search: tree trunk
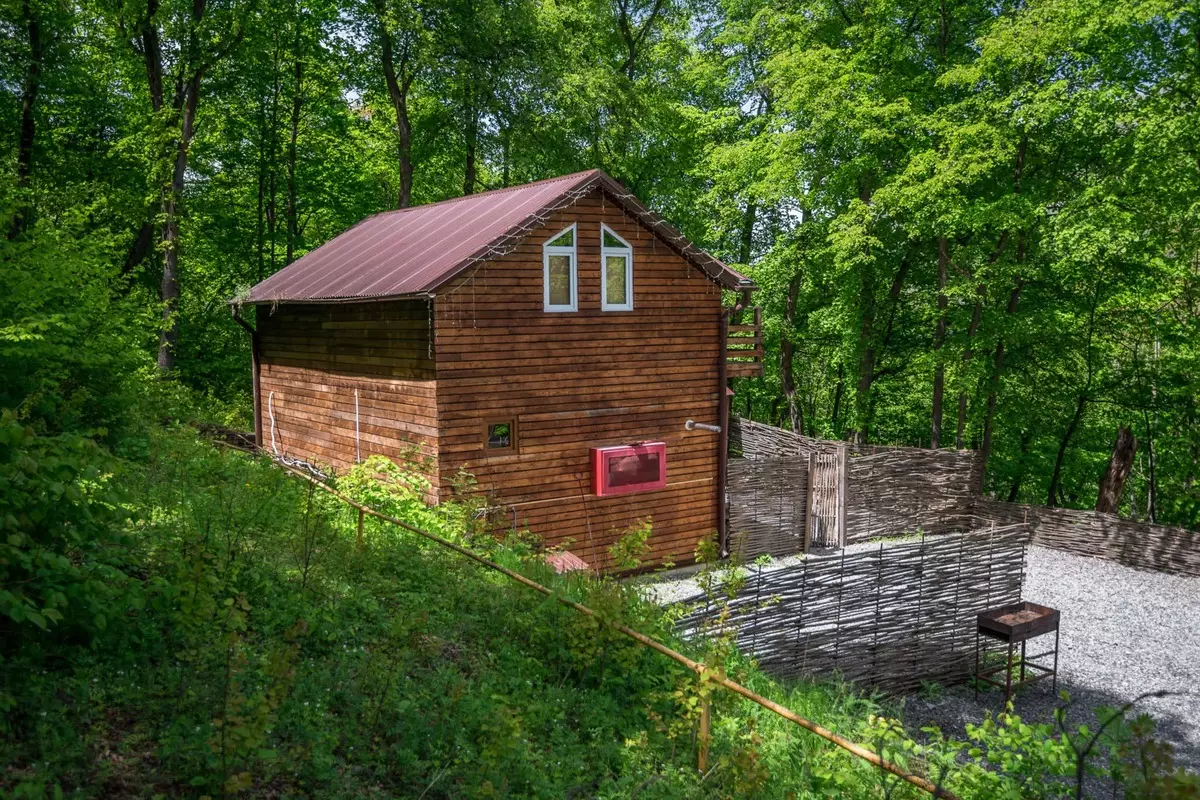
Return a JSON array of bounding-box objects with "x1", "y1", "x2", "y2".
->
[
  {"x1": 931, "y1": 237, "x2": 949, "y2": 448},
  {"x1": 978, "y1": 274, "x2": 1023, "y2": 490},
  {"x1": 157, "y1": 70, "x2": 202, "y2": 373},
  {"x1": 1046, "y1": 394, "x2": 1088, "y2": 507},
  {"x1": 780, "y1": 271, "x2": 803, "y2": 433},
  {"x1": 853, "y1": 268, "x2": 876, "y2": 446},
  {"x1": 1006, "y1": 427, "x2": 1032, "y2": 502},
  {"x1": 978, "y1": 138, "x2": 1027, "y2": 477},
  {"x1": 855, "y1": 256, "x2": 909, "y2": 445},
  {"x1": 375, "y1": 0, "x2": 415, "y2": 209},
  {"x1": 285, "y1": 44, "x2": 303, "y2": 265},
  {"x1": 831, "y1": 363, "x2": 844, "y2": 436},
  {"x1": 1143, "y1": 410, "x2": 1157, "y2": 522},
  {"x1": 256, "y1": 94, "x2": 267, "y2": 281},
  {"x1": 955, "y1": 283, "x2": 984, "y2": 448},
  {"x1": 8, "y1": 0, "x2": 42, "y2": 239},
  {"x1": 123, "y1": 222, "x2": 157, "y2": 277},
  {"x1": 463, "y1": 101, "x2": 478, "y2": 195},
  {"x1": 1096, "y1": 426, "x2": 1137, "y2": 515},
  {"x1": 121, "y1": 0, "x2": 167, "y2": 277},
  {"x1": 738, "y1": 200, "x2": 757, "y2": 266}
]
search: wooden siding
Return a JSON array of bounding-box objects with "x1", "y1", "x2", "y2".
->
[
  {"x1": 256, "y1": 300, "x2": 440, "y2": 499},
  {"x1": 434, "y1": 190, "x2": 724, "y2": 569}
]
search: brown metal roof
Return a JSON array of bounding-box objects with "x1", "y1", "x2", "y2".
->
[{"x1": 236, "y1": 169, "x2": 750, "y2": 305}]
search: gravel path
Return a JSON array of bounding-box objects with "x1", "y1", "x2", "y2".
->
[
  {"x1": 904, "y1": 546, "x2": 1200, "y2": 771},
  {"x1": 639, "y1": 545, "x2": 1200, "y2": 770}
]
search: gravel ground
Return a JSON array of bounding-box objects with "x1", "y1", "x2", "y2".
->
[
  {"x1": 904, "y1": 545, "x2": 1200, "y2": 772},
  {"x1": 639, "y1": 545, "x2": 1200, "y2": 772}
]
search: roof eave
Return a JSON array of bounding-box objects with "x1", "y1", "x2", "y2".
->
[{"x1": 231, "y1": 291, "x2": 436, "y2": 307}]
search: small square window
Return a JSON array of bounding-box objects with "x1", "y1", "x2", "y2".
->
[{"x1": 485, "y1": 420, "x2": 518, "y2": 453}]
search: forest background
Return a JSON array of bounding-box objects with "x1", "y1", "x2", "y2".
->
[{"x1": 3, "y1": 0, "x2": 1198, "y2": 526}]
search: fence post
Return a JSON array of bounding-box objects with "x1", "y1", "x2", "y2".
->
[
  {"x1": 698, "y1": 692, "x2": 712, "y2": 773},
  {"x1": 837, "y1": 444, "x2": 848, "y2": 547},
  {"x1": 357, "y1": 508, "x2": 365, "y2": 551},
  {"x1": 804, "y1": 452, "x2": 815, "y2": 553}
]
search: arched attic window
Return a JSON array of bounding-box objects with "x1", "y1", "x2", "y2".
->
[
  {"x1": 543, "y1": 224, "x2": 577, "y2": 312},
  {"x1": 600, "y1": 224, "x2": 633, "y2": 311}
]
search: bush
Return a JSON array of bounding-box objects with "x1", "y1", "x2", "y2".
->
[{"x1": 0, "y1": 412, "x2": 134, "y2": 643}]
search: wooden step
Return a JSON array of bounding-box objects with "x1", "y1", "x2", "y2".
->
[{"x1": 727, "y1": 362, "x2": 763, "y2": 378}]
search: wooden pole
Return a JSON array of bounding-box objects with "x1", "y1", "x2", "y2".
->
[
  {"x1": 698, "y1": 693, "x2": 712, "y2": 773},
  {"x1": 716, "y1": 307, "x2": 731, "y2": 556},
  {"x1": 357, "y1": 508, "x2": 365, "y2": 551},
  {"x1": 803, "y1": 452, "x2": 815, "y2": 553}
]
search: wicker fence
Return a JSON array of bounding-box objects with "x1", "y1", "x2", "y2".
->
[
  {"x1": 727, "y1": 456, "x2": 811, "y2": 562},
  {"x1": 728, "y1": 418, "x2": 981, "y2": 557},
  {"x1": 677, "y1": 525, "x2": 1029, "y2": 694},
  {"x1": 974, "y1": 501, "x2": 1200, "y2": 578},
  {"x1": 732, "y1": 417, "x2": 844, "y2": 459},
  {"x1": 845, "y1": 448, "x2": 981, "y2": 544},
  {"x1": 727, "y1": 417, "x2": 1199, "y2": 578}
]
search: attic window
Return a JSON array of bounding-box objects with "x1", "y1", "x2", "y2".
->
[
  {"x1": 543, "y1": 224, "x2": 577, "y2": 312},
  {"x1": 600, "y1": 224, "x2": 633, "y2": 311}
]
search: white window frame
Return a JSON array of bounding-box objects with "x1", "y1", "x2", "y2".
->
[
  {"x1": 543, "y1": 223, "x2": 578, "y2": 313},
  {"x1": 600, "y1": 223, "x2": 634, "y2": 312}
]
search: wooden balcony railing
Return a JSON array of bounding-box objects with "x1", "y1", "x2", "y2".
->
[{"x1": 726, "y1": 306, "x2": 763, "y2": 378}]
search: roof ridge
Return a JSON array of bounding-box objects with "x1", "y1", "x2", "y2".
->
[{"x1": 383, "y1": 169, "x2": 601, "y2": 217}]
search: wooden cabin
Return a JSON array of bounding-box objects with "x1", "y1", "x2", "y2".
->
[{"x1": 235, "y1": 169, "x2": 760, "y2": 570}]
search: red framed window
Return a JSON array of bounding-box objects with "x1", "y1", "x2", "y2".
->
[{"x1": 590, "y1": 442, "x2": 667, "y2": 497}]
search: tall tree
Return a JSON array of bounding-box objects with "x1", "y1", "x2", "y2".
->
[{"x1": 116, "y1": 0, "x2": 252, "y2": 371}]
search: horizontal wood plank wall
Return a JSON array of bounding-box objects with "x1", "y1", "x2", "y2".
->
[
  {"x1": 257, "y1": 301, "x2": 440, "y2": 500},
  {"x1": 434, "y1": 190, "x2": 724, "y2": 570}
]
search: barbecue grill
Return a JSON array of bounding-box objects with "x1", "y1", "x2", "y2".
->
[{"x1": 974, "y1": 601, "x2": 1060, "y2": 704}]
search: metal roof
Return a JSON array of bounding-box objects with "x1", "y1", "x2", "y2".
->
[{"x1": 236, "y1": 169, "x2": 750, "y2": 305}]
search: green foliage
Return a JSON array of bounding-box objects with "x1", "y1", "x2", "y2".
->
[
  {"x1": 0, "y1": 412, "x2": 133, "y2": 641},
  {"x1": 608, "y1": 517, "x2": 653, "y2": 572}
]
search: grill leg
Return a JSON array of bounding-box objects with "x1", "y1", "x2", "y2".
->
[
  {"x1": 1004, "y1": 641, "x2": 1014, "y2": 707},
  {"x1": 1020, "y1": 639, "x2": 1026, "y2": 683},
  {"x1": 974, "y1": 628, "x2": 980, "y2": 701},
  {"x1": 1052, "y1": 627, "x2": 1060, "y2": 695}
]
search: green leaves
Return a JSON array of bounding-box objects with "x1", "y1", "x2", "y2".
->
[{"x1": 0, "y1": 411, "x2": 133, "y2": 639}]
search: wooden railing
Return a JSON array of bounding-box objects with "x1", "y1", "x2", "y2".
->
[{"x1": 726, "y1": 306, "x2": 763, "y2": 378}]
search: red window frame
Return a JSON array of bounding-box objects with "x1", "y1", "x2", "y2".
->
[{"x1": 590, "y1": 442, "x2": 667, "y2": 497}]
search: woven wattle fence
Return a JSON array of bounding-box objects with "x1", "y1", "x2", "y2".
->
[
  {"x1": 732, "y1": 417, "x2": 843, "y2": 459},
  {"x1": 727, "y1": 417, "x2": 1200, "y2": 578},
  {"x1": 677, "y1": 525, "x2": 1029, "y2": 694},
  {"x1": 973, "y1": 501, "x2": 1200, "y2": 578},
  {"x1": 727, "y1": 457, "x2": 811, "y2": 562},
  {"x1": 844, "y1": 448, "x2": 981, "y2": 544},
  {"x1": 729, "y1": 418, "x2": 982, "y2": 555}
]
